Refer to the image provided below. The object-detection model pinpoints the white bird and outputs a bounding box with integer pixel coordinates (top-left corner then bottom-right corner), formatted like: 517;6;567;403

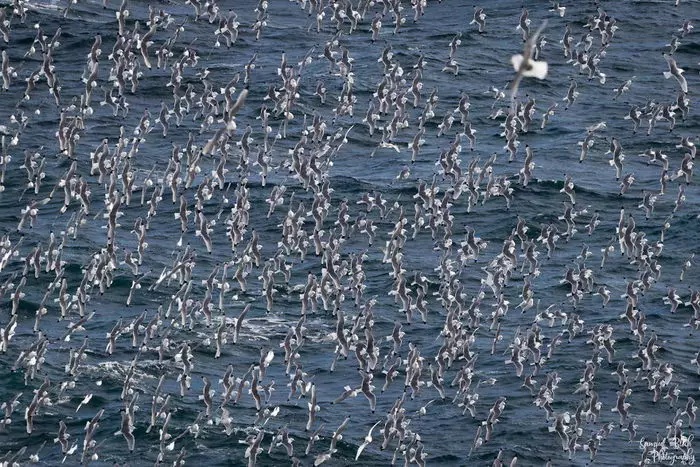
470;7;486;33
511;51;548;80
114;409;135;452
355;420;382;460
613;77;635;100
510;21;548;108
663;53;688;93
75;393;93;413
549;1;566;17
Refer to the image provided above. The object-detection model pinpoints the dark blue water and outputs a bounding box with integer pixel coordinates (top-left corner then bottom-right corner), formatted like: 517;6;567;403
0;0;699;465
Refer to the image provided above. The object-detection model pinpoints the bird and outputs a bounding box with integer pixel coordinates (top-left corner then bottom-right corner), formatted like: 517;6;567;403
510;20;549;107
663;53;688;93
470;7;486;33
114;409;135;452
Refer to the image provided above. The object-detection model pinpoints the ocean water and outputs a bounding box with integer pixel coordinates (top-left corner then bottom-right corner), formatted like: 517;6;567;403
0;0;699;465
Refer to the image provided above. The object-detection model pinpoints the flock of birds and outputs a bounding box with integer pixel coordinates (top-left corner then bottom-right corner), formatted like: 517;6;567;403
0;0;698;465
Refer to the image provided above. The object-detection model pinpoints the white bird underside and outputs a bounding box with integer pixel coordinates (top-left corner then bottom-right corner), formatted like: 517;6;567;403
511;54;548;80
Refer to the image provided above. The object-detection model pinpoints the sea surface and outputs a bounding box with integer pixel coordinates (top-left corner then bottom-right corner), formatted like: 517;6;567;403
0;0;699;465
